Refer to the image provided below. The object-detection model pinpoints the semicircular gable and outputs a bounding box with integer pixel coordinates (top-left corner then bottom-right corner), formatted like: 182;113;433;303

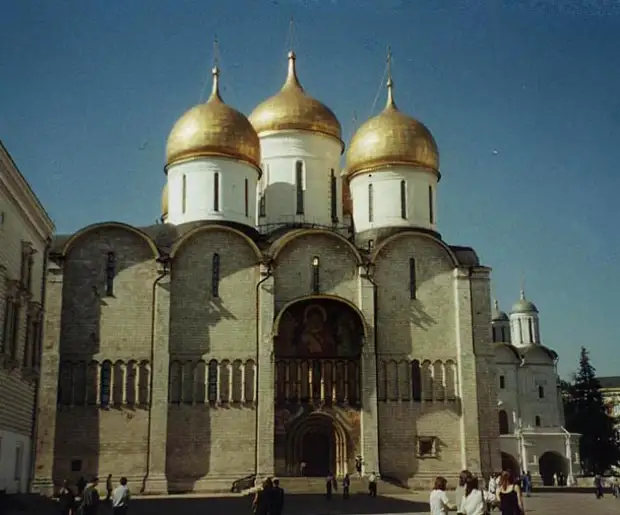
169;224;262;261
522;344;557;364
270;229;362;265
371;230;458;268
494;343;521;363
61;222;159;258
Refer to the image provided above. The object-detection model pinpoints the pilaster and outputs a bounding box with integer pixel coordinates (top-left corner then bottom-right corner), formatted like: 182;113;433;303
31;260;63;495
359;269;380;475
453;267;483;476
142;272;170;494
256;267;275;476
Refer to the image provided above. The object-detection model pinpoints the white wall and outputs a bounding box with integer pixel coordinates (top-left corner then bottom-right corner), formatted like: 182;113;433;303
0;429;31;493
510;313;540;346
257;131;343;229
166;157;259;227
349;166;438;234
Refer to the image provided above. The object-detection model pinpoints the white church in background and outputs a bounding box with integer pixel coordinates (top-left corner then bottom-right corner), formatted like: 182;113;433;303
492;290;581;484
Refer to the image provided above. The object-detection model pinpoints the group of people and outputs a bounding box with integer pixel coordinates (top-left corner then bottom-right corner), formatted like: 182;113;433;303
57;474;131;515
430;469;525;515
252;477;285;515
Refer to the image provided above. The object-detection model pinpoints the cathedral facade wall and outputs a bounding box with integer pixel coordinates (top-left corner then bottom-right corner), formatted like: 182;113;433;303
166;227;259;484
51;225;159;483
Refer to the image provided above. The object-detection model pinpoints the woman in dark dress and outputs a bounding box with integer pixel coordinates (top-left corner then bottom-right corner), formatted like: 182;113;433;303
497;470;525;515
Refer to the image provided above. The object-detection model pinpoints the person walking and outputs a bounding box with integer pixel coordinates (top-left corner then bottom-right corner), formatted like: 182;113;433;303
252;478;272;515
458;476;496;515
342;473;350;499
497;470;525;515
58;480;75;515
111;477;130;515
455;469;472;514
430;476;457;515
105;474;113;501
270;478;284;515
368;471;377;497
594;474;604;499
77;477;100;515
325;472;334;499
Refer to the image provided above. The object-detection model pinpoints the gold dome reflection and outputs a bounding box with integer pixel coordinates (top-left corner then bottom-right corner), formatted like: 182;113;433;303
161;183;168;219
249;52;342;144
166;67;261;170
346;76;439;178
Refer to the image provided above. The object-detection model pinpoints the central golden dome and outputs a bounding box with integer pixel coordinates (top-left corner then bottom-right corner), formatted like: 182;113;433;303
346;77;439;178
166;68;261;170
249;52;342;143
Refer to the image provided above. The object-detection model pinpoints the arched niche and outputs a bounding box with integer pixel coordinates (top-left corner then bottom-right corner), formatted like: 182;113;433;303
273;295;367;359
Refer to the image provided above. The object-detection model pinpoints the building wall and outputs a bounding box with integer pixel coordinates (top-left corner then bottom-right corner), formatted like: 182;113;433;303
166;227;259;487
0;144;54;493
51;225;158;482
372;232;489;482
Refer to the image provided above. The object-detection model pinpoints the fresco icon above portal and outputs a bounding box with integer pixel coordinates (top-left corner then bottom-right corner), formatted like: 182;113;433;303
275;298;363;359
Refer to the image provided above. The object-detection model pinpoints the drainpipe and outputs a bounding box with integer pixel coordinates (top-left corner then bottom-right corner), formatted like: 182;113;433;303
28;237;51;493
254;261;272;478
141;258;169;492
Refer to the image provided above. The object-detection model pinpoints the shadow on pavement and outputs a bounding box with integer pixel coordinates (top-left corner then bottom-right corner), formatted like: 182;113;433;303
133;493;428;514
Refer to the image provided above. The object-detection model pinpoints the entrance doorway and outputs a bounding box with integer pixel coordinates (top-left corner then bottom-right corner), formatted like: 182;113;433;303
501;452;520;477
539;451;568;486
301;429;334;476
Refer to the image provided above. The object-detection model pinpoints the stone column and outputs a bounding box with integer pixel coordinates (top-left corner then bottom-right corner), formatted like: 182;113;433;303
453;267;483;475
31;260;63;495
256;266;275;476
142;272;170;493
359;269;380;475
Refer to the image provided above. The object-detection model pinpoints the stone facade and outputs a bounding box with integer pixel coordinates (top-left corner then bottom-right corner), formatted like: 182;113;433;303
0;141;55;493
31;220;501;494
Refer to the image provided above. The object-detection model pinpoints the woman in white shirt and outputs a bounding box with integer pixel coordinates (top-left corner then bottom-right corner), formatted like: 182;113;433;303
430;476;457;515
459;476;496;515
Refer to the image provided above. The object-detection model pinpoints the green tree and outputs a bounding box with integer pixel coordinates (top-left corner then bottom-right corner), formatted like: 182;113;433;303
563;347;620;474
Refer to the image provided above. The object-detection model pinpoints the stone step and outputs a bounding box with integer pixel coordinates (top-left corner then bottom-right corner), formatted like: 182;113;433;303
266;477;408;495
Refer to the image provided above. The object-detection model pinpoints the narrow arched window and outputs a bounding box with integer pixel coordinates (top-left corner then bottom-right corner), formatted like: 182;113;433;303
295;161;304;214
428;185;434;224
212;253;220;298
105;251;115;296
411;360;421;402
400;180;407;219
244;178;249;217
528;318;534;343
368;184;373;222
182;174;187;213
535;415;542;427
330;169;338;223
207;360;218;403
100;361;111;407
538;386;545;399
409;258;417;300
213;172;220;212
499;409;509;434
311;256;320;294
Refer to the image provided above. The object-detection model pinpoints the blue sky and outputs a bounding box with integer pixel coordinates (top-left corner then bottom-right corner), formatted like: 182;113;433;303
1;0;618;378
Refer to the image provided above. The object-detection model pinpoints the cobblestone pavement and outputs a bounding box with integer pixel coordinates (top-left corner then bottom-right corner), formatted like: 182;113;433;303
7;491;620;514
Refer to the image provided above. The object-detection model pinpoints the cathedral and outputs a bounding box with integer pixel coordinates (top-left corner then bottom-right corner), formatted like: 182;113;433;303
32;50;505;494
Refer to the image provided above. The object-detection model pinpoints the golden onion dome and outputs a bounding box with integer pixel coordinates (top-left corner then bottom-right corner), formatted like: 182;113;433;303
166;67;261;170
346;76;439;178
249;52;342;144
161;183;168;219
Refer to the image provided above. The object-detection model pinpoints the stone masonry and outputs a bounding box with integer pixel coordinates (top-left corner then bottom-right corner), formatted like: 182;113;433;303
32;221;500;494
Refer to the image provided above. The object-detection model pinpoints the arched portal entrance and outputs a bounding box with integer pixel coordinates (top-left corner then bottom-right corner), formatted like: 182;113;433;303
286;412;349;477
273;296;366;476
501;452;520;477
539;451;568;486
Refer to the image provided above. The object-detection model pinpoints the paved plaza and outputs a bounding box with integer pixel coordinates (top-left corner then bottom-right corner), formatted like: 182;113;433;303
5;491;620;514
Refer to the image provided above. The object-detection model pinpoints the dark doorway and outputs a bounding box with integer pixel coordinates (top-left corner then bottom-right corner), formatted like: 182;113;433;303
302;430;333;477
501;452;520;477
538;451;568;486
